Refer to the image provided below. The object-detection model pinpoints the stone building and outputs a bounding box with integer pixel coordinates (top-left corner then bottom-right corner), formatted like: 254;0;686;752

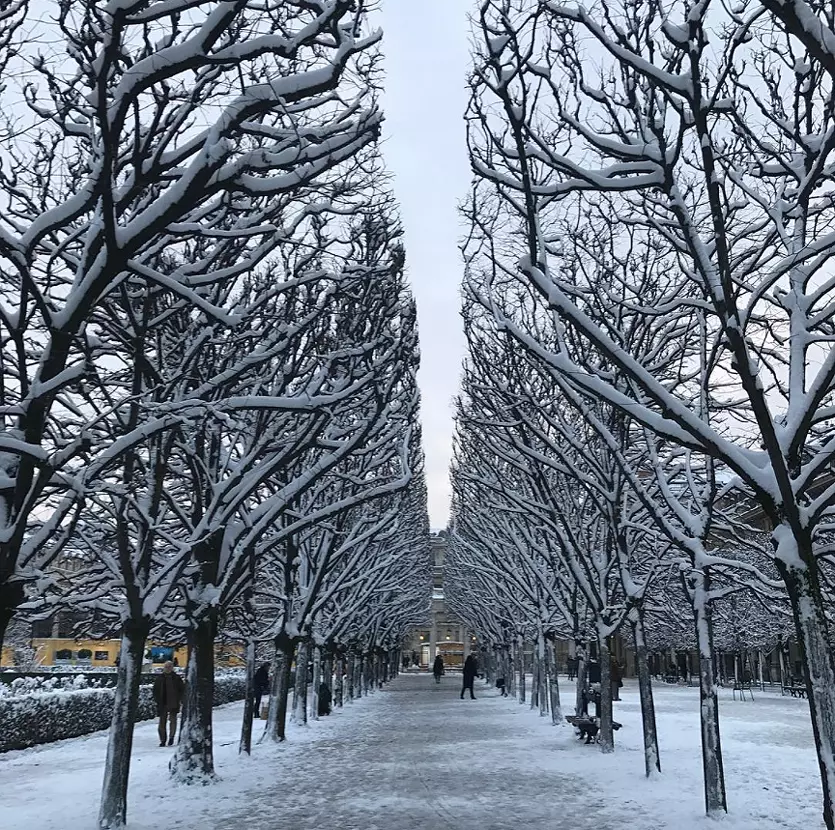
403;532;473;668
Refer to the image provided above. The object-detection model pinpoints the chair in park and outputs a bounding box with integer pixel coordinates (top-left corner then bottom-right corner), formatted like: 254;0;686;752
732;670;754;701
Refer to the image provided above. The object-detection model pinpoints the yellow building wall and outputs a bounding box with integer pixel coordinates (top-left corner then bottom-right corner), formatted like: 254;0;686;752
1;638;244;668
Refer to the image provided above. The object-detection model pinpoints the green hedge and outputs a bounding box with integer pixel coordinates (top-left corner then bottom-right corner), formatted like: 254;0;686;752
0;676;246;753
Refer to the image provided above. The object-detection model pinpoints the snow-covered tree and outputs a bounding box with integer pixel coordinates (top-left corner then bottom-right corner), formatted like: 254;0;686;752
465;2;835;822
0;0;383;662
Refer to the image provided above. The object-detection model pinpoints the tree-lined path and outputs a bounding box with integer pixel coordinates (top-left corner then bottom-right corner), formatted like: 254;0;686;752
0;673;822;830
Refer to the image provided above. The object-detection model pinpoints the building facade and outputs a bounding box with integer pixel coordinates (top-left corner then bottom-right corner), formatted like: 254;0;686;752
403;532;473;668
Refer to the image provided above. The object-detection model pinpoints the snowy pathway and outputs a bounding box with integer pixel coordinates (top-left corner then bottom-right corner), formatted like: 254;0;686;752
0;673;825;830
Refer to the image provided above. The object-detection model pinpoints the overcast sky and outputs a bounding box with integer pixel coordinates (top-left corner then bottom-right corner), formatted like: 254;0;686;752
378;3;472;529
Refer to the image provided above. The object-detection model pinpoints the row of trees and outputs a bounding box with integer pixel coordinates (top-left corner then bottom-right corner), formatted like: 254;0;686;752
447;2;835;828
0;2;430;829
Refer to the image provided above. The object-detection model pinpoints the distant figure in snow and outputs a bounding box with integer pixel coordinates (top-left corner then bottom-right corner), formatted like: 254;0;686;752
153;661;185;747
461;654;477;700
567;656;579;680
317;682;332;716
253;662;271;717
432;655;444;683
610;656;623;701
495;675;508;697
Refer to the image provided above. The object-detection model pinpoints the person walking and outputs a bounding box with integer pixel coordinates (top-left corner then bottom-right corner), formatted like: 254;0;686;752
461;654;477;700
317;682;332;716
432;654;444;684
610;655;623;701
153;660;185;747
253;662;270;718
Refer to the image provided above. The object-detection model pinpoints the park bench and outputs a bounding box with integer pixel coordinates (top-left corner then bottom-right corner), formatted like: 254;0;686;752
566;715;623;745
782;681;807;698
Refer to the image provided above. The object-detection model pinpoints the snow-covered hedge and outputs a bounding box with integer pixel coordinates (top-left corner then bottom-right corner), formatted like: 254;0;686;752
0;676;246;752
0;674;106;697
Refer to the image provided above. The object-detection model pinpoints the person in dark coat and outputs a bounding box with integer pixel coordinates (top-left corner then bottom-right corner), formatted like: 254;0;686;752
153;661;185;747
611;656;623;701
461;654;477;700
432;654;444;683
253;662;270;717
317;682;332;716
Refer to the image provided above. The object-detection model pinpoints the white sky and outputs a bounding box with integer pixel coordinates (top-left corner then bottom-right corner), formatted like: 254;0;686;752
379;3;472;529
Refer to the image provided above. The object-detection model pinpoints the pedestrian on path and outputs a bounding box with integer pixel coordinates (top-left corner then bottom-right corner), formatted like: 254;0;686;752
253;662;270;717
433;654;444;683
610;656;623;701
153;661;185;747
461;654;477;700
317;682;332;716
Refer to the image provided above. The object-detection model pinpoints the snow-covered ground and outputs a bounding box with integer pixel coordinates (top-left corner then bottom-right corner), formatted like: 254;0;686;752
0;673;822;829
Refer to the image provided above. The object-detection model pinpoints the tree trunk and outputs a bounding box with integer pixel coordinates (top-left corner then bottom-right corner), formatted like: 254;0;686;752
693;568;727;815
506;645;515;697
363;652;370;693
238;640;256;755
346;651;355;701
780;558;835;830
538;635;548;716
355;652;364;697
311;645;321;722
0;580;24;658
575;643;588;717
633;616;661;777
547;640;562;723
598;635;614;753
323;651;334;694
266;641;295;742
517;637;526;704
97;622;149;829
530;646;539;710
171;613;217;783
335;653;344;707
778;643;787;688
291;640;309;724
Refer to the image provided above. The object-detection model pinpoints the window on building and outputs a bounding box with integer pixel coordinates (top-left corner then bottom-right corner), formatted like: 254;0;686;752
94;650;110;662
54;648;73;661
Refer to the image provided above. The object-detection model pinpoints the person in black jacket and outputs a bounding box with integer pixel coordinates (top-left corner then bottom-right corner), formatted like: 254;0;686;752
432;654;444;684
317;682;332;716
461;654;477;700
252;662;270;717
152;661;185;747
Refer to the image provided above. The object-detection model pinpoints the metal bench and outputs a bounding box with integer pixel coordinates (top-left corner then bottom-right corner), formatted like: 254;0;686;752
566;715;623;744
783;684;807;698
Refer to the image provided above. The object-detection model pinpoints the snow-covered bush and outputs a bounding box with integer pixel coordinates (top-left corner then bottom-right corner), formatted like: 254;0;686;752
0;675;101;698
0;675;246;752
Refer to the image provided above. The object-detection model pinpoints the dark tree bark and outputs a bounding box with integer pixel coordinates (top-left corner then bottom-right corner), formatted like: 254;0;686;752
171;611;218;783
98;620;150;829
239;640;257;755
632;616;661;777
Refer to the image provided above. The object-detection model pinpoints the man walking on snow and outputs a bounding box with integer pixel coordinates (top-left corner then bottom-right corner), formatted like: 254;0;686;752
153;660;185;747
460;654;477;700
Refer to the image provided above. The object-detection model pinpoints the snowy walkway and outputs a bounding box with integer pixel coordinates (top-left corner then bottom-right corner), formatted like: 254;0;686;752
0;673;825;830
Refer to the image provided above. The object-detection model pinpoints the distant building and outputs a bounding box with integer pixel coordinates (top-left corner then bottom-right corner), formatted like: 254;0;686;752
403;533;473;668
